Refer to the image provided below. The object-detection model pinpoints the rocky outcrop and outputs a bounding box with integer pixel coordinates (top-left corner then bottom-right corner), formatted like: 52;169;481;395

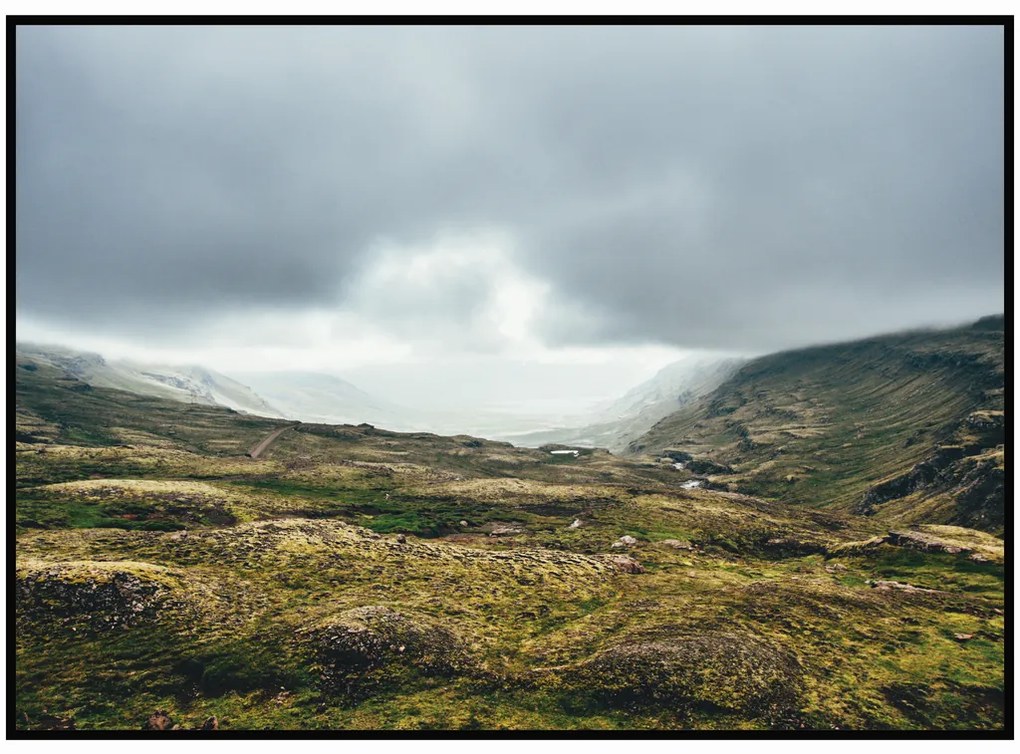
887;530;971;555
16;560;184;632
858;430;1004;533
608;555;645;574
659;539;695;550
490;524;525;537
685;459;735;475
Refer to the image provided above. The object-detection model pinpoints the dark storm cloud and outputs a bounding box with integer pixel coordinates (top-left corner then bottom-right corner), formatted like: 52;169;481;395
16;25;1004;350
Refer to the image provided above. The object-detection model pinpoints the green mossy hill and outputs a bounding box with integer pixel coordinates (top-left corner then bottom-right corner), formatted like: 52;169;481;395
630;317;1004;532
563;631;800;717
15;351;1005;731
303;606;475;698
15;358;289;453
827;525;1004;565
18;478;313;531
17;559;185;632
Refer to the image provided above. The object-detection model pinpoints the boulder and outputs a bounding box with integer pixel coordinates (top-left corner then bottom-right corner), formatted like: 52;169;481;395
867;579;939;594
143;711;173;731
660;539;694;550
609;555;645;574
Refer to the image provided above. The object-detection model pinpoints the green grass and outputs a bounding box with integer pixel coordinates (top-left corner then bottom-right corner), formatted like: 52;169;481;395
13;350;1006;731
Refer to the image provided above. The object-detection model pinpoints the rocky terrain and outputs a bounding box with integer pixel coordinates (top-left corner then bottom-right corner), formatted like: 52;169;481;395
630;316;1005;535
13;322;1006;731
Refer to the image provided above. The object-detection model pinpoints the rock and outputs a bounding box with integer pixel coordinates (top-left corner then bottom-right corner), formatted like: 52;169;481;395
490;524;524;537
143;710;173;730
686;458;734;475
764;537;826;555
824;563;848;573
660;539;693;550
395;534;406;544
568;519;583;529
954;633;974;642
17;560;183;632
200;716;218;730
867;579;938;594
609;555;645;574
459;520;469;527
613;535;638;547
661;449;693;463
887;530;972;556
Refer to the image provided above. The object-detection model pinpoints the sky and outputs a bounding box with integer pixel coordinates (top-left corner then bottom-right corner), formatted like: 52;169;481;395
15;24;1005;412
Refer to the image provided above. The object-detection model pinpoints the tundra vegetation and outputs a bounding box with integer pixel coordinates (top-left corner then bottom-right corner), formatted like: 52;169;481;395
14;321;1005;731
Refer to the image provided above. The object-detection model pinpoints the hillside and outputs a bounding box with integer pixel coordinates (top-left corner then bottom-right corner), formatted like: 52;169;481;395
499;357;743;452
17;343;284;419
14;358;1005;731
629;317;1005;534
232;370;414;429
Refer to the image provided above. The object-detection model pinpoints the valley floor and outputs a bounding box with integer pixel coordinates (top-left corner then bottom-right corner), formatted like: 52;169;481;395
14;412;1005;732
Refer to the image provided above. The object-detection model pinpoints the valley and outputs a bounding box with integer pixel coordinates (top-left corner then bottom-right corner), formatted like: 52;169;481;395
13;318;1006;731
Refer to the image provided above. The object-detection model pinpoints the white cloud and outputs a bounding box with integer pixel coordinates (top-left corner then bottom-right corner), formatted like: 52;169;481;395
16;228;704;416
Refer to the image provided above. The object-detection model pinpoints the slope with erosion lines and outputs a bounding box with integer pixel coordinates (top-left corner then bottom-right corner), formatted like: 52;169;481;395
629;317;1005;532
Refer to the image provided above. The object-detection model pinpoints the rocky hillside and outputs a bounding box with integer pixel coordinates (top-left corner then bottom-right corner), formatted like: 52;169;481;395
629;316;1005;534
17;343;284;418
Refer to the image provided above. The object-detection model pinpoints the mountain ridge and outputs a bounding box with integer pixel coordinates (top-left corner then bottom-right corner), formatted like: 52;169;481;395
628;315;1005;533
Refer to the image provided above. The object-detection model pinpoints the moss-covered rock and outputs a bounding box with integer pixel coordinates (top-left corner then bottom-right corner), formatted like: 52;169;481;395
303;606;474;698
16;559;184;631
565;631;800;717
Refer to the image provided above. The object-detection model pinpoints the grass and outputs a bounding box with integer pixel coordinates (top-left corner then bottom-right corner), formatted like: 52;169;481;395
631;321;1004;533
13;352;1006;732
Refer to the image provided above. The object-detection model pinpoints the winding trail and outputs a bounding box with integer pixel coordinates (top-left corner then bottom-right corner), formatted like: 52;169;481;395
248;424;299;459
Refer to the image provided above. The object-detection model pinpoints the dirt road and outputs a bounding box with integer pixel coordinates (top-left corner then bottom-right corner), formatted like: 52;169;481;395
248;424;299;459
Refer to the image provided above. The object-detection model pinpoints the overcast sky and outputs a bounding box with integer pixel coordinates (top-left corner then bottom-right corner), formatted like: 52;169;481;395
15;24;1004;409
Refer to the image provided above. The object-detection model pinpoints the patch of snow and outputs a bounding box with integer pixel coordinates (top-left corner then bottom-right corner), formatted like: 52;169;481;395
680;480;702;489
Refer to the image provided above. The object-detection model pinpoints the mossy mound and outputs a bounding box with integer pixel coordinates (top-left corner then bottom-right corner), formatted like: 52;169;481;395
16;559;184;631
566;631;800;716
304;606;474;698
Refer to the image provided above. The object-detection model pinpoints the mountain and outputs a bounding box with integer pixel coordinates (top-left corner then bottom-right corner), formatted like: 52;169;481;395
230;370;415;429
498;356;743;452
16;343;285;419
629;316;1005;533
14;351;1005;730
